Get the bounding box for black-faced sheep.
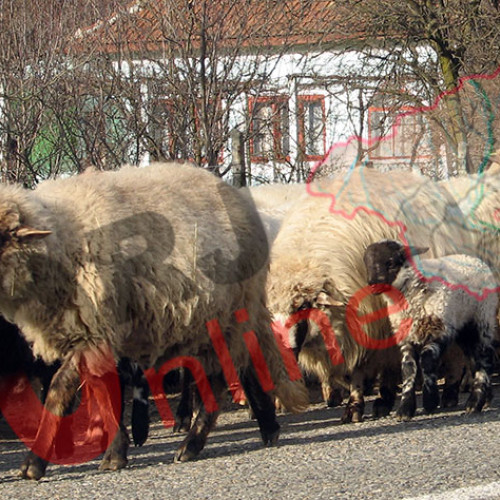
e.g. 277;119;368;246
363;239;497;420
267;166;476;423
0;162;307;480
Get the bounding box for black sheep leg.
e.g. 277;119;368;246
421;338;448;413
129;362;150;447
373;366;399;418
99;365;129;471
20;355;81;480
240;366;280;446
174;373;223;463
174;368;194;433
464;343;495;413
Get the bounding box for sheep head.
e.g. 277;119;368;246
0;201;52;303
0;203;52;253
363;240;428;292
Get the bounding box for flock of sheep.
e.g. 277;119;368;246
0;160;499;481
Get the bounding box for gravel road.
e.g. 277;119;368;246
1;380;500;500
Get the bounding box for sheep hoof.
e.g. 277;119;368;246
341;400;365;424
99;455;128;471
174;438;203;463
465;391;487;414
423;387;440;413
262;428;280;447
395;396;416;422
19;453;47;480
341;410;353;424
351;411;364;423
325;391;343;408
99;427;129;471
395;412;413;422
173;418;192;434
372;400;391;418
395;407;414;422
441;387;459;408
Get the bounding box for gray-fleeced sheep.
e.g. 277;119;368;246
363;239;497;420
0;162;308;480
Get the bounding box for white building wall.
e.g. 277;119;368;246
128;46;439;183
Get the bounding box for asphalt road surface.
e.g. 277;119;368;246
1;380;500;500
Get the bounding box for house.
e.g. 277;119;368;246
70;0;500;183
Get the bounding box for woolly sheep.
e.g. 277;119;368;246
0;162;308;480
267;166;476;422
363;239;497;420
440;165;500;378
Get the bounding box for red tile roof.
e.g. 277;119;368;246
73;0;370;56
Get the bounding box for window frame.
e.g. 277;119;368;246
368;106;432;161
150;94;225;165
297;94;327;161
248;95;290;163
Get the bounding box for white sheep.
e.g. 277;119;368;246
0;162;308;480
267;166;477;422
363;239;498;420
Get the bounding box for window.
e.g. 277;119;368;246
249;96;290;162
368;107;431;160
297;95;326;160
150;95;224;165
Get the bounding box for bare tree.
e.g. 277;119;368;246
73;0;331;181
332;0;500;175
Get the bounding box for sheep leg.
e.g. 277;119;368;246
291;319;309;359
99;365;130;471
20;355;81;480
174;368;194;433
322;380;344;408
464;343;495;414
240;366;280;446
129;362;150;447
341;371;365;423
99;422;130;471
373;367;398;418
420;340;447;413
174;373;223;463
396;343;418;421
440;343;465;408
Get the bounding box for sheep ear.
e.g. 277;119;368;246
16;226;52;242
407;245;429;256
